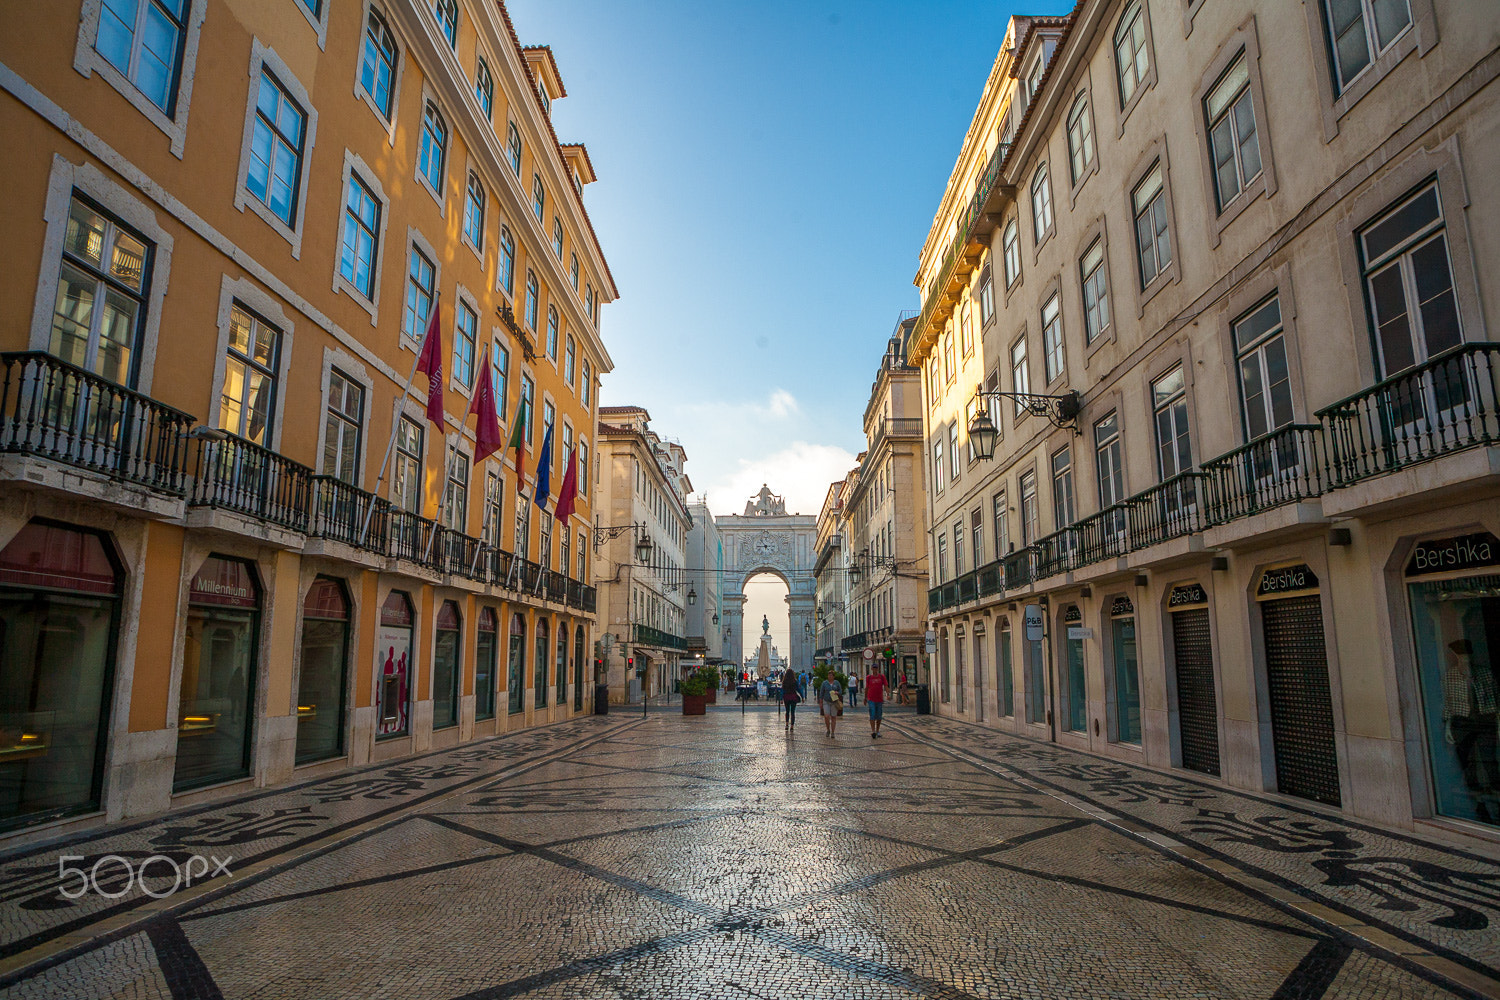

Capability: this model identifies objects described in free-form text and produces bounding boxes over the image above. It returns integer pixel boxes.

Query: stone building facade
[0,0,614,842]
[912,0,1500,840]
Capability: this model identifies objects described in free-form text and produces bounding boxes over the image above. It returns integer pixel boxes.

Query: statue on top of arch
[744,484,787,517]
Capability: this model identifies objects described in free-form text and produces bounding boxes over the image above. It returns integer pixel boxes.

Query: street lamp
[635,532,654,565]
[687,586,697,606]
[712,612,719,625]
[967,383,1083,453]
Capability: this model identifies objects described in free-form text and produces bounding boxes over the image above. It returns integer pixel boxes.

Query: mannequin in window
[1444,638,1499,821]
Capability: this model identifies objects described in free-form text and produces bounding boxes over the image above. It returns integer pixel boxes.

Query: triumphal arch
[717,486,817,672]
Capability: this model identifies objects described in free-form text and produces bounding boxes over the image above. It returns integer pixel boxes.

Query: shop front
[433,600,461,730]
[1110,597,1141,745]
[0,521,121,828]
[508,612,525,715]
[1168,582,1220,777]
[1256,563,1340,806]
[1063,605,1087,735]
[175,556,261,790]
[572,625,585,712]
[295,577,349,764]
[1404,531,1500,828]
[475,607,498,722]
[376,591,414,739]
[534,617,550,710]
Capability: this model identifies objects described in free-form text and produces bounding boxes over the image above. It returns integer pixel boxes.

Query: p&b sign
[1024,604,1044,642]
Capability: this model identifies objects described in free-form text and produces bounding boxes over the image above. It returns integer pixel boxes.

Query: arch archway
[715,493,818,673]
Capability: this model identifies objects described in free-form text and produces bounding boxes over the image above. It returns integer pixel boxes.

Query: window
[532,174,545,222]
[1326,0,1412,93]
[953,519,965,575]
[1031,164,1053,242]
[463,174,485,250]
[546,306,559,359]
[537,79,552,116]
[933,440,945,492]
[1024,54,1045,107]
[498,225,515,296]
[419,102,448,195]
[993,491,1010,555]
[525,271,538,330]
[581,360,592,409]
[1010,339,1029,415]
[482,471,501,544]
[1080,239,1111,344]
[1115,0,1151,107]
[323,369,362,482]
[542,400,556,472]
[1152,366,1193,481]
[444,446,469,529]
[298,0,322,17]
[960,301,973,357]
[553,218,564,258]
[564,335,576,385]
[1003,219,1021,288]
[492,340,509,414]
[514,487,530,559]
[454,300,477,388]
[1042,294,1064,384]
[949,422,960,481]
[402,248,435,344]
[1095,411,1126,508]
[942,333,955,385]
[584,284,595,321]
[49,195,151,386]
[1206,57,1261,210]
[1067,94,1095,184]
[433,0,457,47]
[359,9,397,120]
[393,415,423,512]
[246,72,305,227]
[1360,183,1461,379]
[339,174,380,300]
[579,440,589,493]
[219,305,280,444]
[1234,296,1295,441]
[979,266,995,324]
[1051,448,1075,530]
[570,253,579,290]
[520,373,535,445]
[95,0,187,113]
[937,534,948,581]
[1019,471,1039,545]
[475,57,493,119]
[506,122,522,174]
[972,508,985,568]
[1133,163,1172,288]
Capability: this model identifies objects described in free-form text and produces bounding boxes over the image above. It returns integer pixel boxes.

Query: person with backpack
[819,672,843,738]
[782,669,801,732]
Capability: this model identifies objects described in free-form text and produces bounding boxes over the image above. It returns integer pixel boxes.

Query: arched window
[1114,1,1151,108]
[507,612,526,715]
[475,57,493,119]
[555,627,567,705]
[506,122,522,174]
[464,172,485,250]
[525,270,539,330]
[359,9,398,119]
[433,600,461,729]
[532,174,545,222]
[419,102,448,193]
[546,306,559,359]
[476,607,498,721]
[564,335,576,385]
[534,617,550,708]
[297,577,349,763]
[434,0,457,47]
[498,225,515,295]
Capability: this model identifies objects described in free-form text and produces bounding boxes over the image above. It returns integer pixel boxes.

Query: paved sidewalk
[0,709,1492,998]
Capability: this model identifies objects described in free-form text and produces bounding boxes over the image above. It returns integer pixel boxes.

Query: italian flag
[507,397,528,481]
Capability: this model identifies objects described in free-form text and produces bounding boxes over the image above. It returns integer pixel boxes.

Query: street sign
[924,630,937,654]
[601,632,615,653]
[1024,605,1044,641]
[862,647,876,661]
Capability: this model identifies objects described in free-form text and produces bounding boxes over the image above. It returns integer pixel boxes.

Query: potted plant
[705,666,719,704]
[681,667,709,715]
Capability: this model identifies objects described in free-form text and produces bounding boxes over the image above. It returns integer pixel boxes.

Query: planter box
[682,694,707,715]
[706,687,717,704]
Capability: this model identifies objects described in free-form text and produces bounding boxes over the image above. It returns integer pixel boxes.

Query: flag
[469,361,502,462]
[553,447,578,523]
[415,301,444,428]
[533,423,554,511]
[507,397,528,479]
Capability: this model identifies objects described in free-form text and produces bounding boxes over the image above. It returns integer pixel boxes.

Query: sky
[507,0,1073,650]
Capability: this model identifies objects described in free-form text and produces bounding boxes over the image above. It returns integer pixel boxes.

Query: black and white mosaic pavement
[0,708,1494,998]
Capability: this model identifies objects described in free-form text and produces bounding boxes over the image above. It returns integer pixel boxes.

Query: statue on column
[761,614,770,635]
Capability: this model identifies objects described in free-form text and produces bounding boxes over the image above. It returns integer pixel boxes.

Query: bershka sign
[1405,532,1500,577]
[1255,564,1319,600]
[1168,583,1208,609]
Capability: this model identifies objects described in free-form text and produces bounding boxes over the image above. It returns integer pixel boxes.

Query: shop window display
[433,601,461,730]
[176,557,261,790]
[508,613,526,714]
[377,591,413,738]
[296,578,349,763]
[475,608,498,721]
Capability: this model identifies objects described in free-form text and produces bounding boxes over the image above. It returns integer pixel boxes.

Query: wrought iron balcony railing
[632,623,687,651]
[190,433,312,531]
[0,351,194,495]
[309,476,389,551]
[1203,424,1330,524]
[1126,472,1209,549]
[1003,548,1034,590]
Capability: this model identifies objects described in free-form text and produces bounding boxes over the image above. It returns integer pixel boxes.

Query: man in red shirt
[865,669,888,738]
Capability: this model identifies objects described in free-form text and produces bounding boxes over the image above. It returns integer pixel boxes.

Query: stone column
[787,593,816,673]
[722,593,746,672]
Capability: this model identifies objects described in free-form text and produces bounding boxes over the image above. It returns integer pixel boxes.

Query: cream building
[685,498,725,665]
[0,0,614,841]
[593,406,691,702]
[912,0,1500,841]
[814,479,849,666]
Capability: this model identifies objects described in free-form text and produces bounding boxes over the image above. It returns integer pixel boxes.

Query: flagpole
[426,428,461,562]
[359,294,439,548]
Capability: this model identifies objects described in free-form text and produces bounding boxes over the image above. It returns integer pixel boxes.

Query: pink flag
[415,301,444,428]
[469,360,502,462]
[553,447,578,523]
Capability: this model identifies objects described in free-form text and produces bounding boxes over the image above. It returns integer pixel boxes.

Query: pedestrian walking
[848,676,859,708]
[783,671,801,732]
[864,668,888,738]
[819,672,842,738]
[798,671,809,703]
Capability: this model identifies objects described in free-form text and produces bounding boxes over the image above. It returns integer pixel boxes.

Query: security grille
[1261,595,1341,806]
[1171,608,1220,776]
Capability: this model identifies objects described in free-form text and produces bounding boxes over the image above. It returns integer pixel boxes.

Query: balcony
[915,142,1011,346]
[189,434,312,532]
[632,623,687,651]
[1320,343,1500,487]
[841,631,870,651]
[0,351,193,501]
[867,417,924,458]
[545,569,567,603]
[1126,472,1209,550]
[1203,424,1330,524]
[309,476,389,551]
[1003,548,1034,590]
[976,559,1004,598]
[1034,527,1079,580]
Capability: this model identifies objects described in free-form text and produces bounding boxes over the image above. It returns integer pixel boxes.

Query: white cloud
[701,441,858,517]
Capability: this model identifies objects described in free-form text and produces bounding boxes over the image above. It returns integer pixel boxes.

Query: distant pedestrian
[848,676,859,708]
[798,672,808,702]
[783,672,801,732]
[819,672,842,738]
[897,675,910,706]
[865,669,888,738]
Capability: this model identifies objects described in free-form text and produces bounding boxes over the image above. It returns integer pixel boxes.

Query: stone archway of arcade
[0,511,595,844]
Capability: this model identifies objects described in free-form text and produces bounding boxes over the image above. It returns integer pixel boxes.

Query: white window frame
[234,40,318,257]
[1003,217,1022,289]
[332,150,390,324]
[354,1,403,144]
[208,275,295,452]
[416,92,449,210]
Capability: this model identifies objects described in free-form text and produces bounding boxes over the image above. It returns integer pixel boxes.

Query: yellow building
[0,0,616,839]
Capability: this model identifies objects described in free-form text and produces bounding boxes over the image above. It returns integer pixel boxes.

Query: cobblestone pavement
[0,706,1496,998]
